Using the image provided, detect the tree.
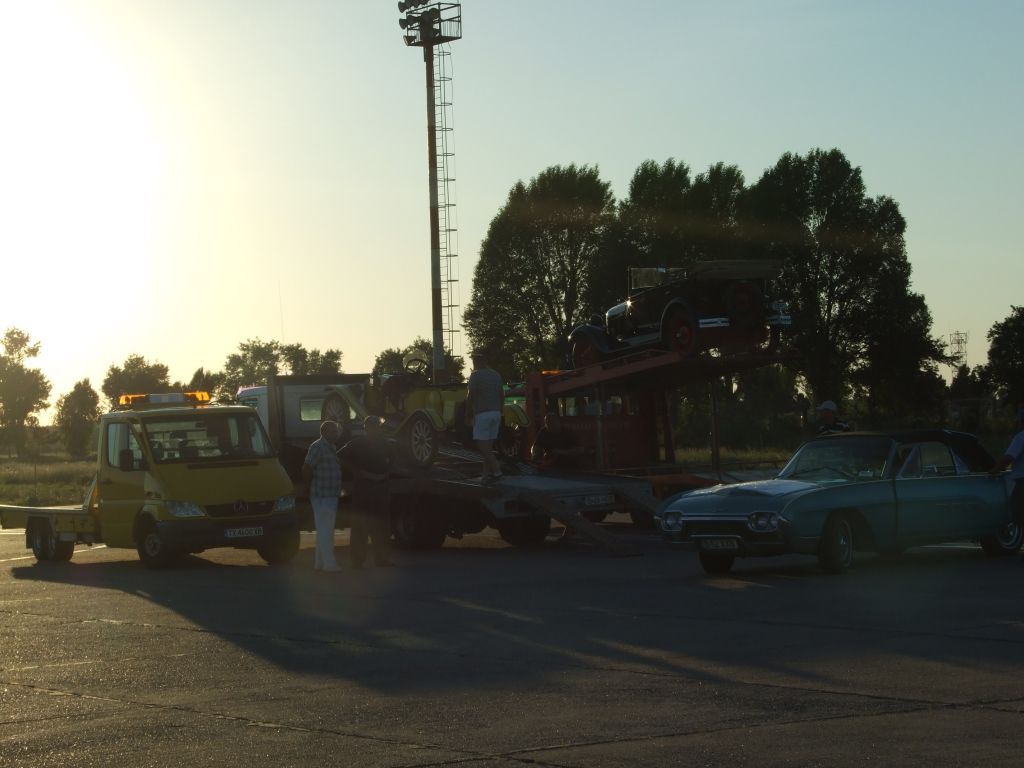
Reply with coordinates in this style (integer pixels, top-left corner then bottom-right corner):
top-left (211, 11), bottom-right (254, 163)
top-left (280, 344), bottom-right (343, 377)
top-left (464, 164), bottom-right (615, 377)
top-left (55, 379), bottom-right (101, 458)
top-left (372, 337), bottom-right (465, 382)
top-left (742, 148), bottom-right (946, 413)
top-left (222, 339), bottom-right (282, 394)
top-left (0, 328), bottom-right (52, 456)
top-left (985, 306), bottom-right (1024, 406)
top-left (221, 339), bottom-right (344, 394)
top-left (102, 354), bottom-right (170, 408)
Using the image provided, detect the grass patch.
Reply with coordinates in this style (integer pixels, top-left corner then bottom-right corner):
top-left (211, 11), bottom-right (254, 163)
top-left (0, 455), bottom-right (96, 507)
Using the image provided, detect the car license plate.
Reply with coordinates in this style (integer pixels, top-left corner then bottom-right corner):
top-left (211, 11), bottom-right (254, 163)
top-left (700, 538), bottom-right (738, 551)
top-left (584, 493), bottom-right (614, 507)
top-left (225, 526), bottom-right (263, 539)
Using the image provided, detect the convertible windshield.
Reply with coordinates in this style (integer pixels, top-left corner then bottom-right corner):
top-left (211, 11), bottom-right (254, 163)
top-left (141, 413), bottom-right (275, 463)
top-left (778, 436), bottom-right (893, 483)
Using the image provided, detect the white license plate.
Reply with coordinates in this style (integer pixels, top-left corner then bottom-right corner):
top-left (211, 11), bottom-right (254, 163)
top-left (700, 538), bottom-right (738, 551)
top-left (584, 494), bottom-right (614, 507)
top-left (225, 526), bottom-right (263, 539)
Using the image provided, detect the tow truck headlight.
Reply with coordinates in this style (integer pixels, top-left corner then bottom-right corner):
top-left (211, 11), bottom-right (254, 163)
top-left (661, 510), bottom-right (683, 532)
top-left (747, 511), bottom-right (780, 532)
top-left (166, 501), bottom-right (205, 518)
top-left (273, 495), bottom-right (296, 513)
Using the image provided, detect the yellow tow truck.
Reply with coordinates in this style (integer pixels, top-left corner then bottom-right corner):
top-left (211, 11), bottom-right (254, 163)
top-left (0, 392), bottom-right (299, 568)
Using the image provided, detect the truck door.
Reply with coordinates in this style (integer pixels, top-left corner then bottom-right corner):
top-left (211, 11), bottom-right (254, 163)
top-left (97, 421), bottom-right (147, 548)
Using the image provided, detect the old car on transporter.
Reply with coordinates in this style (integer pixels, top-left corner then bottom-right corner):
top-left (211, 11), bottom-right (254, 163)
top-left (655, 430), bottom-right (1022, 575)
top-left (567, 259), bottom-right (792, 369)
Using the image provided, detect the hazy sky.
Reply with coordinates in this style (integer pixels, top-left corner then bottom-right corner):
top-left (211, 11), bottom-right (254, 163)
top-left (1, 0), bottom-right (1021, 419)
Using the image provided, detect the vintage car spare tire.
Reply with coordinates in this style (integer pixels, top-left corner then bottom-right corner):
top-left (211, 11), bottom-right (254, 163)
top-left (726, 281), bottom-right (764, 332)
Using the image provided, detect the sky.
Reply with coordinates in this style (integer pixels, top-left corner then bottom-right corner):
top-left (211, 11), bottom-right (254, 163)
top-left (1, 0), bottom-right (1022, 422)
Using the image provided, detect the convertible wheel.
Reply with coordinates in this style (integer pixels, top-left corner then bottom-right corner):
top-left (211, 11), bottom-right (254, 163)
top-left (664, 308), bottom-right (698, 357)
top-left (699, 551), bottom-right (735, 575)
top-left (980, 521), bottom-right (1023, 556)
top-left (571, 338), bottom-right (600, 368)
top-left (818, 514), bottom-right (854, 573)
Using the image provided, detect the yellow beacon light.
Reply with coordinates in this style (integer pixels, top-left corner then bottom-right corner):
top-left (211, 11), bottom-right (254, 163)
top-left (117, 392), bottom-right (212, 408)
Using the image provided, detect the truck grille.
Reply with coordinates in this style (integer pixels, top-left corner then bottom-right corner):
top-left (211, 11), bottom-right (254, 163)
top-left (205, 500), bottom-right (275, 519)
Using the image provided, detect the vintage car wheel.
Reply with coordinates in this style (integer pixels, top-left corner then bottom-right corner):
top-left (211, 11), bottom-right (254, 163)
top-left (980, 521), bottom-right (1023, 556)
top-left (256, 526), bottom-right (300, 565)
top-left (320, 395), bottom-right (352, 444)
top-left (726, 281), bottom-right (764, 332)
top-left (571, 337), bottom-right (601, 368)
top-left (664, 307), bottom-right (698, 357)
top-left (699, 551), bottom-right (735, 575)
top-left (497, 516), bottom-right (551, 547)
top-left (496, 423), bottom-right (526, 461)
top-left (818, 514), bottom-right (855, 573)
top-left (402, 412), bottom-right (438, 467)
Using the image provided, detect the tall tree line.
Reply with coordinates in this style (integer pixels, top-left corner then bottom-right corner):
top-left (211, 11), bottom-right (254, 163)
top-left (463, 148), bottom-right (1008, 440)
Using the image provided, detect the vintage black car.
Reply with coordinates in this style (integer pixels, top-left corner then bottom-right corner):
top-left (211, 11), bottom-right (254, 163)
top-left (567, 260), bottom-right (791, 368)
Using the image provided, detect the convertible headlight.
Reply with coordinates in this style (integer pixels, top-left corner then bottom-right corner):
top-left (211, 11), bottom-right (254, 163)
top-left (661, 510), bottom-right (683, 532)
top-left (273, 495), bottom-right (296, 513)
top-left (165, 501), bottom-right (205, 518)
top-left (747, 511), bottom-right (780, 532)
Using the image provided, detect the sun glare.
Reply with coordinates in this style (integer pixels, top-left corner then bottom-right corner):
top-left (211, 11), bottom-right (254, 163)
top-left (1, 1), bottom-right (166, 398)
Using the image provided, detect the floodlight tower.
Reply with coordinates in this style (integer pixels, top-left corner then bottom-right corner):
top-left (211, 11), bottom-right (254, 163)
top-left (398, 1), bottom-right (462, 383)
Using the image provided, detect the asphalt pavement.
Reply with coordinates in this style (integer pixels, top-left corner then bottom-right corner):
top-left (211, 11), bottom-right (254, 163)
top-left (2, 519), bottom-right (1023, 767)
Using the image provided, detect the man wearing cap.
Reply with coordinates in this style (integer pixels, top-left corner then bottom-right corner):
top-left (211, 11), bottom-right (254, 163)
top-left (338, 416), bottom-right (394, 568)
top-left (465, 350), bottom-right (504, 484)
top-left (816, 400), bottom-right (850, 435)
top-left (989, 407), bottom-right (1024, 535)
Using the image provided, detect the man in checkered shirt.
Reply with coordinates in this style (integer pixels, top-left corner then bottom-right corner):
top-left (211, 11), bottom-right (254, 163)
top-left (303, 420), bottom-right (343, 572)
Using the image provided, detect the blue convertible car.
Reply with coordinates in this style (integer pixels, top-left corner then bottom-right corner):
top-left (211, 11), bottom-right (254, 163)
top-left (656, 430), bottom-right (1022, 574)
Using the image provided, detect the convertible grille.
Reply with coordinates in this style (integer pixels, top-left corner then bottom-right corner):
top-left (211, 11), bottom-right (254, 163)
top-left (685, 519), bottom-right (783, 542)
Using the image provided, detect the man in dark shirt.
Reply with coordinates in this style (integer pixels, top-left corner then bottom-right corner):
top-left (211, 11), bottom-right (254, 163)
top-left (338, 416), bottom-right (394, 568)
top-left (531, 413), bottom-right (584, 470)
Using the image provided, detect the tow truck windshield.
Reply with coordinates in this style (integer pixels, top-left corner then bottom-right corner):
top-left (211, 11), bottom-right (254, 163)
top-left (142, 413), bottom-right (275, 463)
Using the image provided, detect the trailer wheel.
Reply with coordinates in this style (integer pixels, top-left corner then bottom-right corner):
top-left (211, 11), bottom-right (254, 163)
top-left (629, 509), bottom-right (655, 529)
top-left (392, 505), bottom-right (446, 550)
top-left (497, 516), bottom-right (551, 547)
top-left (29, 519), bottom-right (72, 562)
top-left (136, 518), bottom-right (176, 568)
top-left (257, 526), bottom-right (301, 565)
